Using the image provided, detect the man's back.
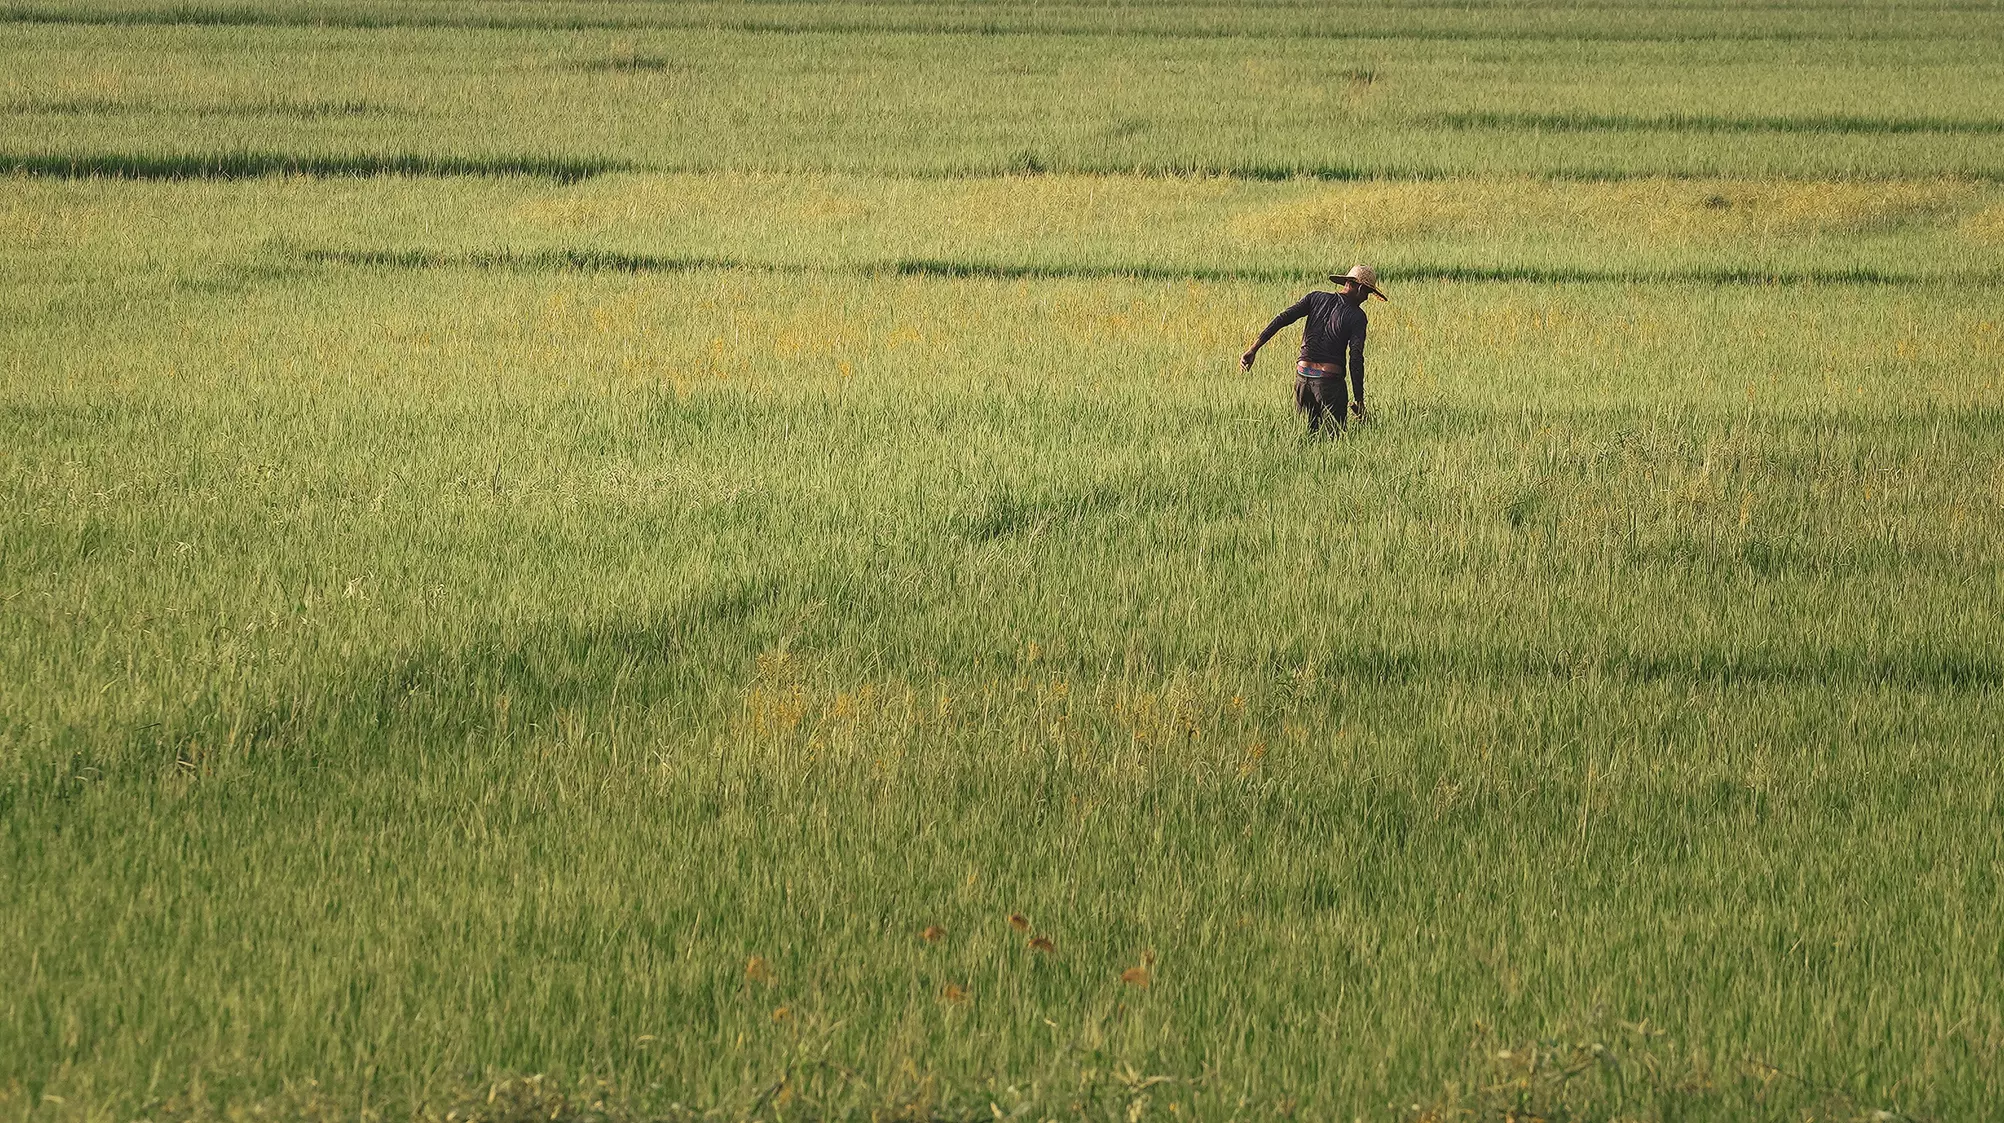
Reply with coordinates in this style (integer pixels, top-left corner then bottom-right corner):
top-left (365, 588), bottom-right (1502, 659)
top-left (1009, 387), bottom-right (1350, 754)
top-left (1287, 290), bottom-right (1368, 366)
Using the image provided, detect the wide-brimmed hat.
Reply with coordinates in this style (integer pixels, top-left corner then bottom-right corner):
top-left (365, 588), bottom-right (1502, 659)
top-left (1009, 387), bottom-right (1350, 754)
top-left (1328, 265), bottom-right (1386, 300)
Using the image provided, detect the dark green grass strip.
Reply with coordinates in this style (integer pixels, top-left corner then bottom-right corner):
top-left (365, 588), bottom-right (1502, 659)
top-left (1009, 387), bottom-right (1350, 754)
top-left (3, 97), bottom-right (403, 119)
top-left (1109, 160), bottom-right (2004, 184)
top-left (2, 151), bottom-right (626, 182)
top-left (887, 257), bottom-right (1980, 286)
top-left (3, 3), bottom-right (1998, 42)
top-left (1244, 645), bottom-right (2004, 692)
top-left (564, 56), bottom-right (689, 73)
top-left (10, 150), bottom-right (2004, 185)
top-left (365, 631), bottom-right (2004, 730)
top-left (302, 248), bottom-right (760, 275)
top-left (298, 248), bottom-right (2004, 288)
top-left (1427, 110), bottom-right (2004, 136)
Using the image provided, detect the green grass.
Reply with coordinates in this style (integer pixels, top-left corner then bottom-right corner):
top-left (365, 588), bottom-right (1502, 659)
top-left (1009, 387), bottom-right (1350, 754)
top-left (4, 2), bottom-right (2004, 1121)
top-left (5, 10), bottom-right (2004, 180)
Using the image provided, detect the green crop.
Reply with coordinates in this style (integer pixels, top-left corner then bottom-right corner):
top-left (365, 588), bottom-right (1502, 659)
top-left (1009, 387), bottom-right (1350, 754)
top-left (4, 3), bottom-right (2002, 1121)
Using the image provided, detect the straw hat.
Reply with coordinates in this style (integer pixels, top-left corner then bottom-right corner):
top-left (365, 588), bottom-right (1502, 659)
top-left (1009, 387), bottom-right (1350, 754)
top-left (1328, 265), bottom-right (1386, 300)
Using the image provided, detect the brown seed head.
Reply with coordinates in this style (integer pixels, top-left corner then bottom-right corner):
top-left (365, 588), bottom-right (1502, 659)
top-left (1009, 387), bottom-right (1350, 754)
top-left (744, 956), bottom-right (774, 984)
top-left (921, 925), bottom-right (946, 943)
top-left (1028, 935), bottom-right (1056, 954)
top-left (1119, 966), bottom-right (1151, 988)
top-left (941, 983), bottom-right (971, 1006)
top-left (771, 1005), bottom-right (791, 1023)
top-left (1008, 913), bottom-right (1031, 931)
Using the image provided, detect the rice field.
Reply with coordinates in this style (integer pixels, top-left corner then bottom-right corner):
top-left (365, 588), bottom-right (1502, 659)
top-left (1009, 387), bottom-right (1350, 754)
top-left (3, 2), bottom-right (2003, 1121)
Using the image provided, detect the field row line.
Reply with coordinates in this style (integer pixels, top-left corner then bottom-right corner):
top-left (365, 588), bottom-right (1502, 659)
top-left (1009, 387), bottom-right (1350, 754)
top-left (1418, 111), bottom-right (2004, 137)
top-left (5, 3), bottom-right (2002, 41)
top-left (10, 104), bottom-right (2004, 139)
top-left (294, 248), bottom-right (2004, 289)
top-left (11, 151), bottom-right (2004, 185)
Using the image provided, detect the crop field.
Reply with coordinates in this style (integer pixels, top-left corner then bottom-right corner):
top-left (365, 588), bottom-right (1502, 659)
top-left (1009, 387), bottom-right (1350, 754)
top-left (3, 2), bottom-right (2003, 1121)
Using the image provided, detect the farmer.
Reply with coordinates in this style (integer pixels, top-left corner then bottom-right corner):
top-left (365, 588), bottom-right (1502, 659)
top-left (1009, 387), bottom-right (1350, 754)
top-left (1240, 265), bottom-right (1386, 435)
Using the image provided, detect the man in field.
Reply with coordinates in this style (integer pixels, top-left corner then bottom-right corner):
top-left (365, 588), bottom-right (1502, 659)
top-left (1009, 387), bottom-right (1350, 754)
top-left (1240, 265), bottom-right (1386, 435)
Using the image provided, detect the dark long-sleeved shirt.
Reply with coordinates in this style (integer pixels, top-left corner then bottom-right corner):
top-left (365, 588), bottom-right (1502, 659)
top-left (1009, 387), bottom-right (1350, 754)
top-left (1255, 289), bottom-right (1366, 382)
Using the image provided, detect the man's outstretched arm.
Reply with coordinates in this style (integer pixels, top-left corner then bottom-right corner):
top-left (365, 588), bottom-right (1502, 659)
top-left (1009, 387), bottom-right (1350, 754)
top-left (1241, 296), bottom-right (1311, 371)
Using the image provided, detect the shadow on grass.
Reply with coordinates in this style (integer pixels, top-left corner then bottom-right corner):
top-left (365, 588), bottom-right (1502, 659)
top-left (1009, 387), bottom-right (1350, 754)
top-left (1312, 645), bottom-right (2002, 692)
top-left (951, 473), bottom-right (1262, 543)
top-left (357, 576), bottom-right (787, 739)
top-left (36, 576), bottom-right (793, 795)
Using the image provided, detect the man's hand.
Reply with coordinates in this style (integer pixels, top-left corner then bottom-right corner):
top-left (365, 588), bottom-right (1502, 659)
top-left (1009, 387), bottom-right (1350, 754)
top-left (1240, 349), bottom-right (1257, 373)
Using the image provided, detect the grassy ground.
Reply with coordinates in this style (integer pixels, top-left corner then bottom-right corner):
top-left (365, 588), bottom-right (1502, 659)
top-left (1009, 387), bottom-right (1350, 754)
top-left (5, 7), bottom-right (2004, 180)
top-left (4, 2), bottom-right (2003, 1121)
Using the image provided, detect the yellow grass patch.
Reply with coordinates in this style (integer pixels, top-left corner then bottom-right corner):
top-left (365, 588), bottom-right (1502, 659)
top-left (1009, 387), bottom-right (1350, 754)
top-left (1226, 177), bottom-right (1979, 245)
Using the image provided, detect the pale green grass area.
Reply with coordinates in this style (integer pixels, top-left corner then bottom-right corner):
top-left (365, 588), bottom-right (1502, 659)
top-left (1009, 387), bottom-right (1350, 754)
top-left (5, 15), bottom-right (2004, 179)
top-left (8, 173), bottom-right (2004, 286)
top-left (5, 0), bottom-right (2004, 1118)
top-left (4, 171), bottom-right (2003, 1119)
